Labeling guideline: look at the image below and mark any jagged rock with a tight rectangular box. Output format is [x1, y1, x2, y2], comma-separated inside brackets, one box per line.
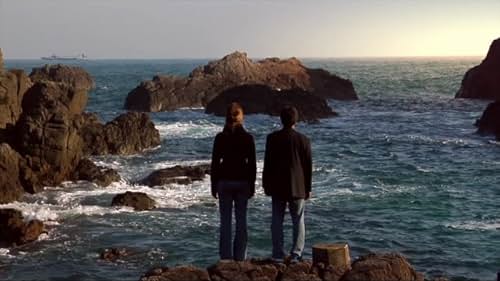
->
[475, 101, 500, 138]
[312, 262, 349, 281]
[0, 209, 45, 247]
[125, 51, 357, 112]
[341, 253, 424, 281]
[111, 191, 156, 211]
[99, 247, 133, 261]
[29, 64, 95, 91]
[208, 259, 282, 281]
[15, 81, 87, 193]
[0, 69, 32, 129]
[0, 48, 3, 71]
[281, 261, 321, 281]
[0, 143, 24, 204]
[80, 112, 160, 155]
[456, 38, 500, 99]
[205, 84, 337, 122]
[72, 159, 120, 187]
[139, 164, 210, 186]
[140, 266, 210, 281]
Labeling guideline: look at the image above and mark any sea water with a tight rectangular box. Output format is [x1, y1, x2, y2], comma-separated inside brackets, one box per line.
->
[1, 57, 498, 281]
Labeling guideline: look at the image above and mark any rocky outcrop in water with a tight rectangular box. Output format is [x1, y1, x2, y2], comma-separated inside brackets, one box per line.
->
[99, 248, 134, 262]
[206, 84, 338, 122]
[140, 164, 210, 186]
[140, 253, 425, 281]
[125, 51, 357, 112]
[0, 209, 45, 247]
[475, 101, 500, 139]
[29, 64, 95, 91]
[456, 38, 500, 100]
[72, 159, 120, 187]
[111, 191, 156, 211]
[80, 112, 160, 155]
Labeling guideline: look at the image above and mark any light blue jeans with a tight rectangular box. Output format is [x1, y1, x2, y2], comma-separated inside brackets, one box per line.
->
[217, 180, 252, 261]
[271, 198, 305, 259]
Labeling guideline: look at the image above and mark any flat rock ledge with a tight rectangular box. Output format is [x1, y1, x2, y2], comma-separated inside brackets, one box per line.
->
[139, 253, 433, 281]
[139, 164, 211, 186]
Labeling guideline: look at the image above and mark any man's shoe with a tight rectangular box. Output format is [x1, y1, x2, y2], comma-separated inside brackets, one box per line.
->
[289, 254, 302, 264]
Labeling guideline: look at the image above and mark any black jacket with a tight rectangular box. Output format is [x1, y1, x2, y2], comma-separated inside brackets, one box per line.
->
[211, 126, 256, 195]
[263, 127, 312, 199]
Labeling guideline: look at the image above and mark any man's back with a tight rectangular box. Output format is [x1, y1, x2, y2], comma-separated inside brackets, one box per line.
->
[263, 127, 312, 199]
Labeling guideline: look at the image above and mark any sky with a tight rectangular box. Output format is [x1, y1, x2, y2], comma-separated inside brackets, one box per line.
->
[1, 0, 499, 59]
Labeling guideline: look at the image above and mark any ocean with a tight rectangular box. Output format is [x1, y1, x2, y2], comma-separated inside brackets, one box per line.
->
[1, 57, 498, 281]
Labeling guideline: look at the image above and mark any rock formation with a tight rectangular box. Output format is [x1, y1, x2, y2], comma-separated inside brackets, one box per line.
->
[456, 38, 500, 99]
[0, 69, 32, 129]
[206, 84, 338, 122]
[140, 254, 425, 281]
[99, 248, 134, 262]
[475, 101, 500, 139]
[111, 191, 156, 211]
[139, 164, 210, 186]
[0, 143, 24, 204]
[125, 51, 357, 112]
[72, 159, 120, 187]
[0, 209, 45, 247]
[30, 64, 95, 91]
[80, 112, 160, 155]
[0, 48, 3, 71]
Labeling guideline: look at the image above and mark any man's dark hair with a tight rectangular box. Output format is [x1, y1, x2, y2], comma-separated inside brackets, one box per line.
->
[280, 106, 299, 128]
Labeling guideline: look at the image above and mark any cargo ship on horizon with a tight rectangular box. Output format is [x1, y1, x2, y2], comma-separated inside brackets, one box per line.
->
[41, 53, 87, 61]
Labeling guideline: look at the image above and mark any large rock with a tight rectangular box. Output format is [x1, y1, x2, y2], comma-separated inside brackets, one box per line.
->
[29, 64, 95, 91]
[140, 266, 210, 281]
[208, 259, 282, 281]
[72, 158, 120, 187]
[0, 48, 3, 71]
[111, 191, 156, 211]
[0, 69, 32, 129]
[125, 51, 357, 112]
[456, 38, 500, 99]
[341, 253, 424, 281]
[475, 101, 500, 138]
[0, 208, 45, 247]
[15, 81, 87, 193]
[139, 164, 210, 186]
[0, 143, 24, 204]
[205, 84, 337, 122]
[80, 112, 160, 155]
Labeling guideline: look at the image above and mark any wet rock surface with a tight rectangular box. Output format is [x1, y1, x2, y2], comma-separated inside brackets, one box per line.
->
[111, 191, 156, 211]
[475, 101, 500, 139]
[0, 209, 45, 247]
[72, 158, 120, 187]
[140, 164, 210, 186]
[125, 51, 357, 112]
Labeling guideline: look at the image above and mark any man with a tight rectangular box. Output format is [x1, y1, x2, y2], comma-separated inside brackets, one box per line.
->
[263, 106, 312, 263]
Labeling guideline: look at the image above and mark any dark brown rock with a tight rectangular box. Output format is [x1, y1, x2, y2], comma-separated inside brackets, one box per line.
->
[99, 247, 133, 261]
[313, 262, 349, 281]
[80, 112, 160, 155]
[111, 191, 156, 211]
[15, 81, 87, 193]
[208, 260, 281, 281]
[475, 101, 500, 139]
[205, 84, 337, 122]
[341, 253, 424, 281]
[140, 266, 210, 281]
[0, 48, 3, 71]
[29, 64, 95, 91]
[125, 51, 357, 112]
[0, 208, 45, 247]
[72, 158, 120, 187]
[456, 38, 500, 99]
[0, 69, 32, 129]
[281, 261, 321, 281]
[0, 143, 24, 204]
[140, 164, 210, 187]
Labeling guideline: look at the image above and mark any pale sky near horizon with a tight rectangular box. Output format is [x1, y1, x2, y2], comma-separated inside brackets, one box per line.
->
[1, 0, 499, 59]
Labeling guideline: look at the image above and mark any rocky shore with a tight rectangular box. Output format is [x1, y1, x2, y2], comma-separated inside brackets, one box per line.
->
[125, 52, 357, 115]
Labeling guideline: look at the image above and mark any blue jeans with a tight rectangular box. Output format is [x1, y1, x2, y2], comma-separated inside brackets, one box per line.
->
[217, 180, 252, 261]
[271, 198, 305, 259]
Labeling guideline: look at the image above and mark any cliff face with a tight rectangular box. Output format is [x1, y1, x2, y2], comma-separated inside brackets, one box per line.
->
[456, 38, 500, 100]
[125, 52, 358, 112]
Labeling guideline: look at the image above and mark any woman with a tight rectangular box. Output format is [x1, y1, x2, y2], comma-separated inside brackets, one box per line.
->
[211, 102, 256, 261]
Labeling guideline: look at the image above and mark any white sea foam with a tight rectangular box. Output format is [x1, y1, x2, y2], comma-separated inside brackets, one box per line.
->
[446, 220, 500, 231]
[156, 121, 222, 139]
